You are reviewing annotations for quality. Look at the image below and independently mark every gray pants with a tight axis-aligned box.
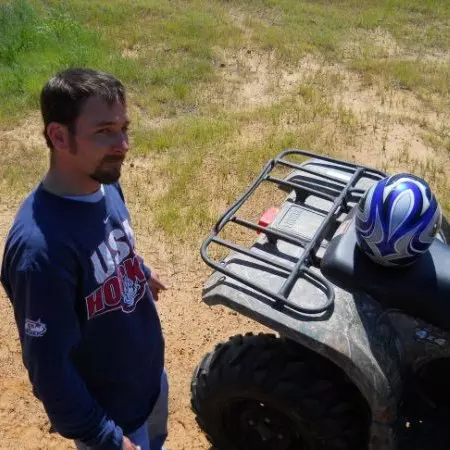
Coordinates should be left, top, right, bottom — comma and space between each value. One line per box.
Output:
75, 370, 169, 450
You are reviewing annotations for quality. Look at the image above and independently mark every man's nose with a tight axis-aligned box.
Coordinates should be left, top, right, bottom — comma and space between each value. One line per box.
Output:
114, 131, 129, 153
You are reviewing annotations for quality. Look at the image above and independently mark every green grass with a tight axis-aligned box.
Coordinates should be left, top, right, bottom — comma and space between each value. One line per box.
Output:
0, 1, 146, 124
223, 0, 450, 109
224, 0, 450, 62
3, 0, 449, 125
146, 84, 363, 238
141, 116, 237, 235
1, 0, 450, 239
351, 59, 450, 104
42, 0, 245, 117
422, 122, 450, 153
0, 140, 48, 203
0, 0, 244, 124
133, 116, 235, 155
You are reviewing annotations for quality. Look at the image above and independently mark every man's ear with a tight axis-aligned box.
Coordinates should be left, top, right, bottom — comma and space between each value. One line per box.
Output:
46, 122, 70, 151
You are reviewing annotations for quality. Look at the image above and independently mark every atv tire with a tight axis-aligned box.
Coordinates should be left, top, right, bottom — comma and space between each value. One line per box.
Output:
191, 333, 369, 450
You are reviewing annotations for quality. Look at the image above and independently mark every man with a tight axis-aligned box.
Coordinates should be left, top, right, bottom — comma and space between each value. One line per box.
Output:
1, 68, 168, 450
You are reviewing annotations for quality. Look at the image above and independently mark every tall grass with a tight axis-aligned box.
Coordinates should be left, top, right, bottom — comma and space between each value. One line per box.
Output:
6, 0, 245, 120
0, 1, 149, 125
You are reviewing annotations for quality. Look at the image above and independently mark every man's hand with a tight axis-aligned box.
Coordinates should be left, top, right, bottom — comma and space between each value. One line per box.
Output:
122, 436, 140, 450
148, 271, 168, 301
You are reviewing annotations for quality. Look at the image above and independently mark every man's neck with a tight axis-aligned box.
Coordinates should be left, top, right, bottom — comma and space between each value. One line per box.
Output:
42, 170, 100, 197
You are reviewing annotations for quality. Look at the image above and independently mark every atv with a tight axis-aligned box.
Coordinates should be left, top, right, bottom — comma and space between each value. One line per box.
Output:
190, 149, 450, 450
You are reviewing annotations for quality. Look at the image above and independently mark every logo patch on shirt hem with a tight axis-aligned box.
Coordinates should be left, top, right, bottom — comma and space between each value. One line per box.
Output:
24, 319, 47, 337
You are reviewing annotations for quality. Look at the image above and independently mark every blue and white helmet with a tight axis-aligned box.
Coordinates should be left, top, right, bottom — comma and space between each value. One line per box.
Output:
355, 174, 442, 267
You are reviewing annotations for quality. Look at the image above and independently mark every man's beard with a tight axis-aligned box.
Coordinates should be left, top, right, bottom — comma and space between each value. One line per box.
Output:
89, 155, 125, 184
68, 137, 125, 185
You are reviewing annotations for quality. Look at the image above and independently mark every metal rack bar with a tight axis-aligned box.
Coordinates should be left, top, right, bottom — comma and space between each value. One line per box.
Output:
276, 159, 349, 186
278, 167, 363, 299
200, 149, 387, 315
212, 237, 294, 273
266, 175, 342, 199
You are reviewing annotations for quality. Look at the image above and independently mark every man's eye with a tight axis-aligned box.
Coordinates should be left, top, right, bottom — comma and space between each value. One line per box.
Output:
96, 129, 110, 134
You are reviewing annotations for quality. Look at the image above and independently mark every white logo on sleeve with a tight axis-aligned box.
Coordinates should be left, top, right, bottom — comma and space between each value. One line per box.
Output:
24, 319, 47, 337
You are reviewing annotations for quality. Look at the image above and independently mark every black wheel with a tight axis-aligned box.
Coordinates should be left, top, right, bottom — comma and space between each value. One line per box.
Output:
191, 333, 370, 450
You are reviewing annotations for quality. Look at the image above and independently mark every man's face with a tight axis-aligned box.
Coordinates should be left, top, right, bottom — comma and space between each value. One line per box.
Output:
69, 96, 129, 184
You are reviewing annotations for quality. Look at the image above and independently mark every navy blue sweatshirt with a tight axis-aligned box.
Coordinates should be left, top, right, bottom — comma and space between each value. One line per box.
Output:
0, 183, 164, 449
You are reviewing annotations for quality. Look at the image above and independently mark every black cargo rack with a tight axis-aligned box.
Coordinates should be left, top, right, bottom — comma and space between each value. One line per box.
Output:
200, 149, 386, 314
